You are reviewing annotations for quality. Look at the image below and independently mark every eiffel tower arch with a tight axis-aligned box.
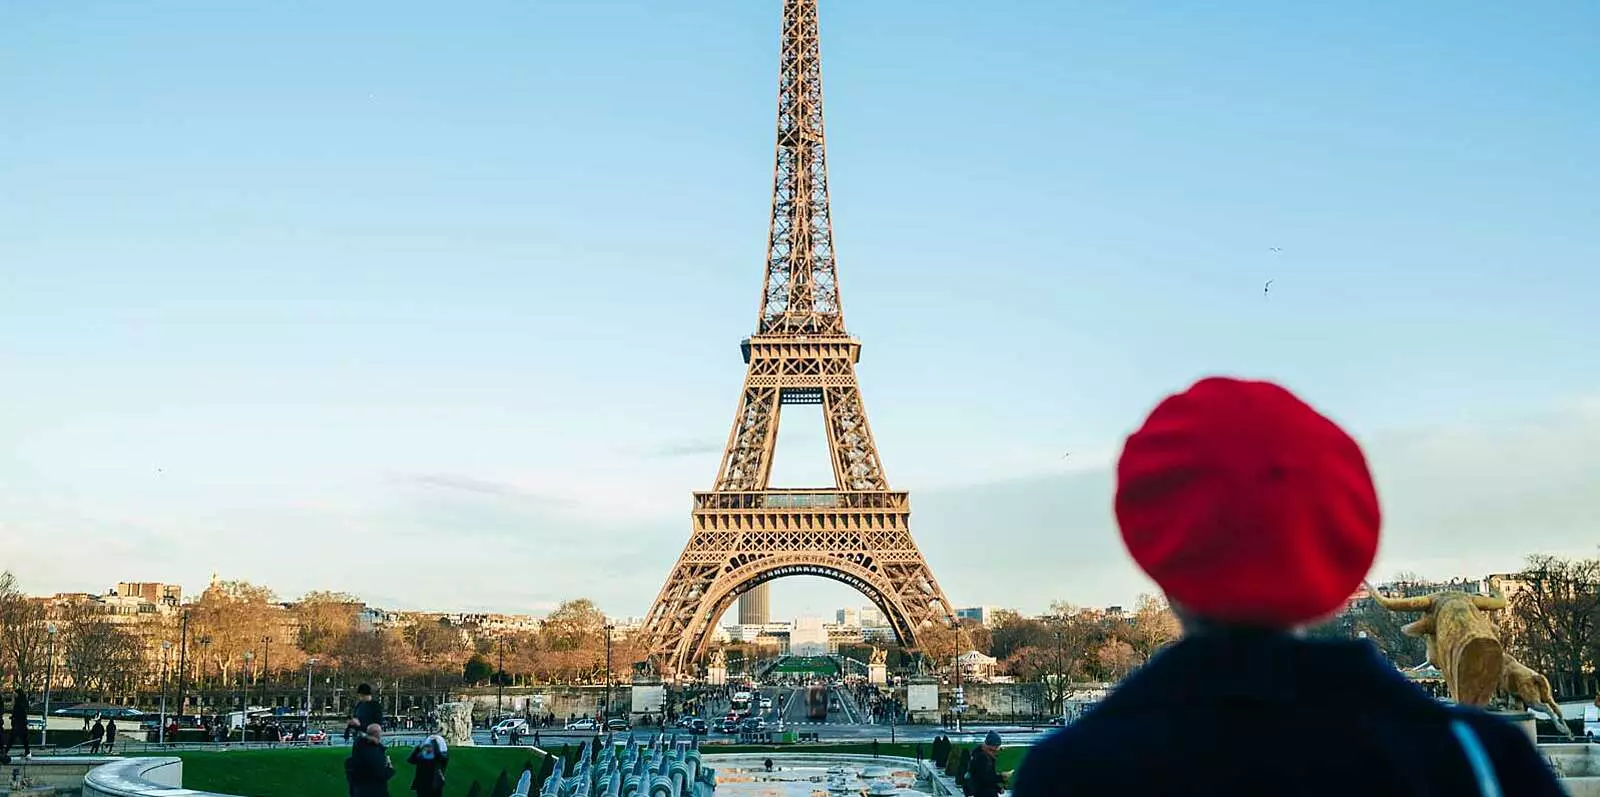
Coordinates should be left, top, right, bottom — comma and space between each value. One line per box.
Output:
639, 0, 958, 679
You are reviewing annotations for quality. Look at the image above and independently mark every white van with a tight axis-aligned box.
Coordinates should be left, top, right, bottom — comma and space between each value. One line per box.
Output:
491, 717, 529, 737
1584, 704, 1598, 742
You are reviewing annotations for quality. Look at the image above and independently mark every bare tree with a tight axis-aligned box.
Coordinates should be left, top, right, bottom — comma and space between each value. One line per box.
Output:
1127, 594, 1181, 660
0, 572, 51, 692
189, 580, 281, 693
1094, 639, 1140, 681
60, 602, 144, 696
1507, 554, 1600, 696
292, 591, 362, 658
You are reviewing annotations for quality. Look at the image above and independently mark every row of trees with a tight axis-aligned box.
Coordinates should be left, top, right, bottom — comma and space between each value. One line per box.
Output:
0, 573, 645, 706
5, 553, 1593, 706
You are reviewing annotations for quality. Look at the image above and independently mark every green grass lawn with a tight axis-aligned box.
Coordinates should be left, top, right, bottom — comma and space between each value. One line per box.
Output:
768, 656, 840, 676
156, 746, 544, 797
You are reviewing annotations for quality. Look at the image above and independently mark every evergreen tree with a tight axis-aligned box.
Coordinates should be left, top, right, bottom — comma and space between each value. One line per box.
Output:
490, 769, 512, 797
537, 752, 557, 790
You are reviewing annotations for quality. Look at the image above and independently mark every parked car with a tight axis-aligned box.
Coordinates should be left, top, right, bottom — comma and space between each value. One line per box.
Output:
565, 718, 599, 731
492, 718, 530, 737
686, 718, 708, 735
1584, 704, 1598, 742
605, 718, 630, 732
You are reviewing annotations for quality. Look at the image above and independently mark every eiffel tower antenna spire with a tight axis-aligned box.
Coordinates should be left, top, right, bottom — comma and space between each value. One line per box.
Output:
640, 0, 958, 679
759, 0, 842, 337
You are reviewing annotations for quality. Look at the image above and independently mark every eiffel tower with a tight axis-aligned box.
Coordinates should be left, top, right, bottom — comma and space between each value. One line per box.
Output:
640, 0, 958, 678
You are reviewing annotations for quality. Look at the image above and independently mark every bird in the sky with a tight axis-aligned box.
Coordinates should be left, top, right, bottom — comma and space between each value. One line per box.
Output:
1269, 247, 1283, 253
1264, 279, 1274, 296
1060, 452, 1071, 460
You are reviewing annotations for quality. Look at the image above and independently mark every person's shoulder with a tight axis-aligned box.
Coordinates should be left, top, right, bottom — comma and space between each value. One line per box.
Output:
1016, 714, 1139, 776
1450, 706, 1535, 750
1448, 707, 1566, 795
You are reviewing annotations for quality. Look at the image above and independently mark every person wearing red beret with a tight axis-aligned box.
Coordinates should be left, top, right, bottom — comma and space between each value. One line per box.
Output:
1012, 377, 1563, 797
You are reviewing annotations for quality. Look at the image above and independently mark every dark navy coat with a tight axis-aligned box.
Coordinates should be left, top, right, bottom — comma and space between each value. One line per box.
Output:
1013, 632, 1564, 797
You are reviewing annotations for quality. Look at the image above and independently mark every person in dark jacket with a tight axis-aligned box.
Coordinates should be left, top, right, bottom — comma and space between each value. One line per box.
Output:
90, 718, 105, 754
966, 732, 1004, 797
1012, 377, 1565, 797
6, 689, 29, 758
407, 735, 448, 797
349, 683, 383, 743
347, 723, 394, 797
104, 718, 118, 754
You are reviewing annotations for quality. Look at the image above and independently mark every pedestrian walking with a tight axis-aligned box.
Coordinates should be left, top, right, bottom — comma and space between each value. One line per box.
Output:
1010, 377, 1565, 797
90, 718, 105, 754
105, 718, 118, 755
6, 689, 30, 759
407, 735, 448, 797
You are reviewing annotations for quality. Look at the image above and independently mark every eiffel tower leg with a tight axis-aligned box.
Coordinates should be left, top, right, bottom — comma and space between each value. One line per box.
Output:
715, 383, 781, 493
822, 383, 887, 491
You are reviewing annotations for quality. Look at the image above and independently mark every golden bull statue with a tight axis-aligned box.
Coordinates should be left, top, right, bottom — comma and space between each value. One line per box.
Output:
1366, 581, 1573, 737
1365, 582, 1507, 706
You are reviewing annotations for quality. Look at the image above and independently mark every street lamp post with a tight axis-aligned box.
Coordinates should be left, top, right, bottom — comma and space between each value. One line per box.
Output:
41, 623, 57, 748
261, 635, 272, 705
603, 624, 615, 721
159, 640, 173, 744
198, 636, 212, 712
304, 658, 317, 732
176, 611, 189, 716
1053, 629, 1065, 722
496, 641, 504, 721
952, 650, 965, 734
242, 651, 254, 711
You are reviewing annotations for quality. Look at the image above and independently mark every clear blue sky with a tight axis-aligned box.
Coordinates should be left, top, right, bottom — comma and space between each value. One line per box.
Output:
3, 1, 1597, 619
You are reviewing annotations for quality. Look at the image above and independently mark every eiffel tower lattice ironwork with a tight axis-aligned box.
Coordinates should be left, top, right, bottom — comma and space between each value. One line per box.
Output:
640, 0, 958, 678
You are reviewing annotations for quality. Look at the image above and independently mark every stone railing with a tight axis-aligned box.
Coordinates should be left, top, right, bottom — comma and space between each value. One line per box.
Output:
80, 757, 201, 797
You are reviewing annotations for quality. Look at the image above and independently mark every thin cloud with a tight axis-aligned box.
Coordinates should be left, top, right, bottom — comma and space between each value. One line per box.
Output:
390, 473, 572, 506
648, 439, 724, 458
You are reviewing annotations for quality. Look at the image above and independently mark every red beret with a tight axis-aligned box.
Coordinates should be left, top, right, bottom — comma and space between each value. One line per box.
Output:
1115, 377, 1380, 626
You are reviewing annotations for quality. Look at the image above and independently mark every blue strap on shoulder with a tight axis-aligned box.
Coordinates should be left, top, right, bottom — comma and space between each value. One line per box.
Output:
1450, 718, 1502, 797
